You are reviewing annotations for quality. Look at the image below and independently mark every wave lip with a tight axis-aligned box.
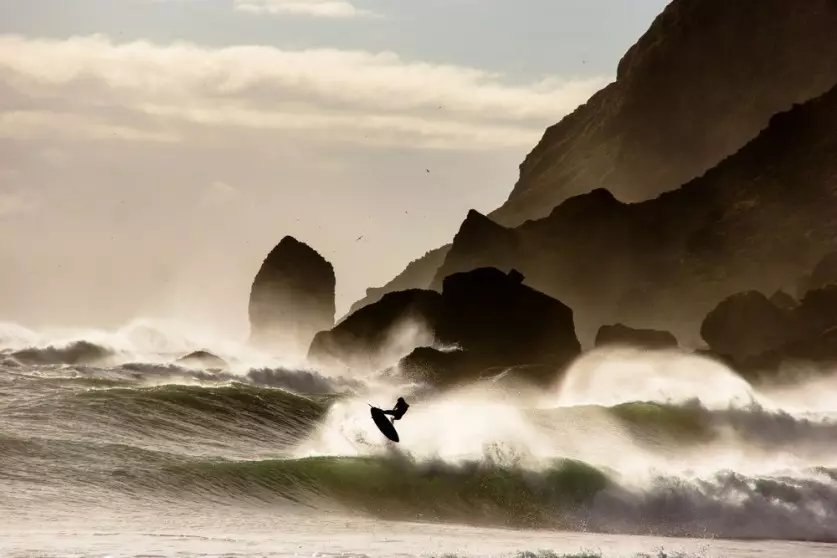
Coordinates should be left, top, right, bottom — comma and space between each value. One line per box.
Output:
587, 467, 837, 543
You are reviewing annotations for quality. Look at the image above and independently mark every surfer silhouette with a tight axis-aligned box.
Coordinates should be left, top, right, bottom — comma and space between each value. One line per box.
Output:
381, 397, 409, 423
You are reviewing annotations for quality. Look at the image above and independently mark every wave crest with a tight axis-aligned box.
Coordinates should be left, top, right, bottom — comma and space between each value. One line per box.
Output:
9, 340, 118, 366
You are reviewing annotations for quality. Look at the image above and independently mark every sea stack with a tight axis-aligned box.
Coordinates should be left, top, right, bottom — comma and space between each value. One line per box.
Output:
248, 236, 336, 357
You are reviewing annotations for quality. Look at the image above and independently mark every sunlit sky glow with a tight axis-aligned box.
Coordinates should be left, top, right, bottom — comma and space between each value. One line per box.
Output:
0, 0, 669, 337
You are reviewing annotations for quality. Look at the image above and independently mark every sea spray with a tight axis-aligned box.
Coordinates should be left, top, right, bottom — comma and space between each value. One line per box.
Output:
551, 347, 763, 410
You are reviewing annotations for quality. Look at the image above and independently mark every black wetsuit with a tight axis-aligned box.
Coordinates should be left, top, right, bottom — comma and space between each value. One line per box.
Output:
382, 399, 409, 422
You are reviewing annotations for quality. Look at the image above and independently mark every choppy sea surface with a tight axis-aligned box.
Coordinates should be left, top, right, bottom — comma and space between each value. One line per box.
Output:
2, 319, 837, 557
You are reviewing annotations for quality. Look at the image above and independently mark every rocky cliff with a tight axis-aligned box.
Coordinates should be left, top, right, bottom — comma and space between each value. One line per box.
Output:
440, 84, 837, 346
347, 0, 837, 317
429, 210, 521, 291
493, 0, 837, 226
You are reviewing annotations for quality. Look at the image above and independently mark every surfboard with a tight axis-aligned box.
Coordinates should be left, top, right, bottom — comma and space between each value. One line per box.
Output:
370, 406, 400, 442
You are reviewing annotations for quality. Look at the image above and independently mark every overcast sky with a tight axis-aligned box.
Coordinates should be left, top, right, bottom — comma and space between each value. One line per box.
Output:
0, 0, 669, 339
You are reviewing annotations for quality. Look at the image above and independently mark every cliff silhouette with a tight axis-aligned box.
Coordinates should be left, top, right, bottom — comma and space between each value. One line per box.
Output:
439, 85, 837, 345
347, 0, 837, 322
494, 0, 837, 226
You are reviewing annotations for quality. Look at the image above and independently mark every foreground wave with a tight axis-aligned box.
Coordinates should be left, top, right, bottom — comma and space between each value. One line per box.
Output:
3, 325, 837, 545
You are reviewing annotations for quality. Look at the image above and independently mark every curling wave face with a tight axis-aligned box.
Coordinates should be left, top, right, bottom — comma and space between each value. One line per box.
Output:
2, 321, 837, 544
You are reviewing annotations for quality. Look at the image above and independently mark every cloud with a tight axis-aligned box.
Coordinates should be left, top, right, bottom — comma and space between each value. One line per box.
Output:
0, 111, 181, 143
0, 34, 607, 150
234, 0, 376, 18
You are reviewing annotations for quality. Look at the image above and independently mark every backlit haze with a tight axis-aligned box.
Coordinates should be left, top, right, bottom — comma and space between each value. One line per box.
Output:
0, 0, 669, 339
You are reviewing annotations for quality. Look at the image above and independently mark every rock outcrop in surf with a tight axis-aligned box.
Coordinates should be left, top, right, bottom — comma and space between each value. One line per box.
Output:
700, 291, 792, 364
699, 279, 837, 381
311, 267, 580, 387
248, 236, 336, 356
177, 350, 229, 370
413, 267, 580, 387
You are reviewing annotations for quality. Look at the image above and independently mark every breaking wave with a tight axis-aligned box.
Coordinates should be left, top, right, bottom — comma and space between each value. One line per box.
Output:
3, 321, 837, 544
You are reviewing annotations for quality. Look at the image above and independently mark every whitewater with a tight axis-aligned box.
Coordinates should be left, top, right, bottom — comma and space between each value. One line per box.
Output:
2, 319, 837, 558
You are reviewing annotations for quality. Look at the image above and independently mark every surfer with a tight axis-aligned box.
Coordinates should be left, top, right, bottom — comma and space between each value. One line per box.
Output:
381, 397, 409, 424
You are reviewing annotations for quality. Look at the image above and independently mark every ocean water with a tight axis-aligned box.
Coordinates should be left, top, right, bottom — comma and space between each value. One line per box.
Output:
2, 319, 837, 558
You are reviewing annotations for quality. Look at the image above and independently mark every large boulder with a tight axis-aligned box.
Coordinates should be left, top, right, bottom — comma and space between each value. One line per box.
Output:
436, 268, 579, 369
791, 285, 837, 340
595, 324, 679, 350
310, 267, 581, 387
401, 268, 581, 388
248, 236, 336, 356
704, 286, 837, 382
398, 346, 468, 386
700, 291, 792, 363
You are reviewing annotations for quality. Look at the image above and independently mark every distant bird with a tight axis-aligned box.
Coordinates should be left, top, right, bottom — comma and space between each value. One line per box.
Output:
356, 235, 364, 242
426, 169, 430, 173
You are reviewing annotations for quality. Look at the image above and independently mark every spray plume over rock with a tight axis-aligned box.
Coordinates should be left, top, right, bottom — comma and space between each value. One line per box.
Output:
309, 289, 442, 373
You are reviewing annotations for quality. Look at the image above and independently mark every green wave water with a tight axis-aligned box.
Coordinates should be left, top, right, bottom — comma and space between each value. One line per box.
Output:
78, 383, 330, 426
146, 454, 611, 529
608, 401, 714, 443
